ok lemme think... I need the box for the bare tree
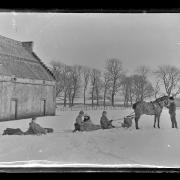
[143,81,154,100]
[132,74,154,102]
[135,65,151,101]
[81,66,91,105]
[102,72,111,107]
[154,65,180,97]
[136,65,150,78]
[51,61,72,107]
[61,65,73,107]
[105,58,123,106]
[90,68,101,107]
[51,61,65,97]
[153,80,161,99]
[121,75,134,106]
[94,75,103,106]
[67,83,73,107]
[68,65,82,107]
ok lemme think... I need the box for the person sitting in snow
[82,113,101,131]
[73,110,84,132]
[121,116,133,128]
[100,111,115,129]
[167,96,178,129]
[24,117,47,135]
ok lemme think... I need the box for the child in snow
[2,117,53,136]
[168,97,178,129]
[121,117,133,128]
[73,110,84,132]
[24,117,47,135]
[100,111,115,129]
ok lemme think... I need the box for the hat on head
[102,111,107,114]
[79,110,84,115]
[169,96,174,100]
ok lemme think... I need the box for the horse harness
[150,101,163,112]
[156,100,164,109]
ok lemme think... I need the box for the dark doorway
[40,100,46,116]
[10,99,17,119]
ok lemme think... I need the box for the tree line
[51,59,180,107]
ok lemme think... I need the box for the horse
[132,96,169,129]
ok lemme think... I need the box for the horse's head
[156,95,169,108]
[163,96,170,108]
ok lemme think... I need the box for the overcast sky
[0,13,180,74]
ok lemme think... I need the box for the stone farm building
[0,35,56,121]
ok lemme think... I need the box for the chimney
[22,41,34,52]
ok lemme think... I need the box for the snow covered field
[0,107,180,168]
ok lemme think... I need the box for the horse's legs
[153,115,156,128]
[157,115,160,128]
[135,114,140,129]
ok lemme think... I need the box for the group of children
[73,110,117,132]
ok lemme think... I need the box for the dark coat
[76,114,84,125]
[168,102,176,115]
[121,117,133,128]
[3,128,24,135]
[73,114,84,132]
[81,119,101,131]
[24,122,47,135]
[100,115,113,129]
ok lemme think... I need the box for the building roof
[0,35,55,81]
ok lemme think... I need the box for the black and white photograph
[0,11,180,171]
